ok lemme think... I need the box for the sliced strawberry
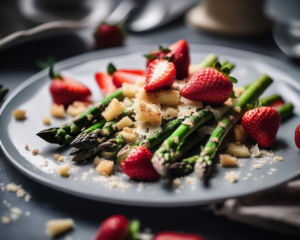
[94,215,129,240]
[271,98,285,108]
[49,66,91,107]
[153,231,204,240]
[144,59,176,91]
[95,72,117,96]
[242,107,281,148]
[120,146,159,181]
[119,69,146,76]
[295,124,300,150]
[112,71,146,88]
[145,40,190,79]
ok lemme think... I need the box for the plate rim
[1,44,300,207]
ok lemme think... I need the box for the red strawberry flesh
[295,124,300,150]
[95,72,117,96]
[153,231,204,240]
[144,59,176,91]
[112,70,146,88]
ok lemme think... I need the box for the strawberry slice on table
[153,231,204,240]
[95,72,117,96]
[94,215,129,240]
[181,63,236,105]
[242,107,281,148]
[120,146,159,181]
[295,125,300,150]
[144,39,190,79]
[49,65,91,107]
[107,63,146,88]
[144,59,176,91]
[271,98,285,108]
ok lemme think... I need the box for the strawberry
[120,146,159,181]
[145,40,190,79]
[295,125,300,150]
[181,67,233,105]
[271,98,285,108]
[95,72,117,96]
[144,59,176,91]
[153,231,204,240]
[242,107,281,148]
[94,23,125,49]
[49,65,91,107]
[94,215,129,240]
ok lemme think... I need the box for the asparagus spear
[171,101,293,176]
[36,88,124,145]
[194,74,273,180]
[152,63,236,176]
[70,105,134,149]
[72,147,101,162]
[0,85,9,103]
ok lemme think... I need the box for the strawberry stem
[158,45,171,53]
[49,65,63,80]
[213,62,222,71]
[228,76,238,83]
[107,62,117,75]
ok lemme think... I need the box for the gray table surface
[1,18,300,240]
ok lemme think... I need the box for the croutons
[232,124,248,143]
[96,160,114,176]
[46,219,74,237]
[58,163,70,177]
[134,101,161,127]
[122,83,139,98]
[225,142,250,157]
[162,107,179,120]
[123,97,132,107]
[93,156,102,166]
[50,104,65,118]
[53,154,66,162]
[12,109,26,120]
[67,101,87,117]
[117,116,133,130]
[220,154,238,167]
[137,89,180,106]
[122,127,138,143]
[43,116,51,125]
[32,149,39,155]
[102,98,125,121]
[135,78,145,87]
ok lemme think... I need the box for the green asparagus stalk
[36,88,124,145]
[172,101,293,176]
[72,147,101,162]
[195,74,273,180]
[151,63,236,176]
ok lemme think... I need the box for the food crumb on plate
[173,178,182,188]
[32,149,39,155]
[12,109,26,120]
[225,171,239,183]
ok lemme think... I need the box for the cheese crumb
[274,156,283,161]
[12,109,26,120]
[11,207,22,215]
[226,142,250,157]
[58,163,70,177]
[25,194,31,202]
[53,154,67,162]
[122,127,138,143]
[1,216,10,225]
[96,160,114,176]
[134,101,162,127]
[162,107,179,120]
[253,164,262,169]
[117,116,133,130]
[173,178,182,188]
[225,171,239,183]
[46,219,74,238]
[43,116,51,125]
[234,106,241,113]
[182,118,194,128]
[250,144,260,157]
[220,154,238,167]
[123,83,139,98]
[32,149,39,155]
[185,177,197,185]
[211,137,219,143]
[50,104,65,118]
[6,183,21,192]
[93,156,102,166]
[16,188,26,198]
[25,211,31,217]
[67,101,87,117]
[25,145,29,150]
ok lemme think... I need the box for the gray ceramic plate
[1,45,300,207]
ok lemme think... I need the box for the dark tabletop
[1,15,300,240]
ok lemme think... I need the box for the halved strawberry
[49,65,91,107]
[153,231,204,240]
[95,72,117,96]
[144,59,176,91]
[112,71,146,88]
[145,40,190,79]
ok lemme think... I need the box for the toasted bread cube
[123,97,132,107]
[226,142,250,157]
[123,83,139,98]
[162,107,179,120]
[46,219,74,237]
[43,116,51,125]
[137,89,180,106]
[134,101,161,127]
[67,102,87,117]
[12,109,26,120]
[58,163,70,177]
[117,116,133,130]
[135,77,145,87]
[102,98,125,121]
[232,124,248,143]
[50,104,65,118]
[96,160,114,176]
[122,127,138,143]
[220,154,238,167]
